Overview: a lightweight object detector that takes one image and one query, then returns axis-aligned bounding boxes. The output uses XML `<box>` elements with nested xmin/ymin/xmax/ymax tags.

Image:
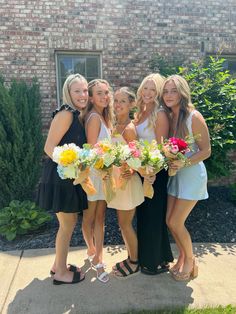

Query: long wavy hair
<box><xmin>134</xmin><ymin>73</ymin><xmax>165</xmax><ymax>129</ymax></box>
<box><xmin>82</xmin><ymin>79</ymin><xmax>114</xmax><ymax>128</ymax></box>
<box><xmin>160</xmin><ymin>75</ymin><xmax>195</xmax><ymax>138</ymax></box>
<box><xmin>62</xmin><ymin>73</ymin><xmax>88</xmax><ymax>110</ymax></box>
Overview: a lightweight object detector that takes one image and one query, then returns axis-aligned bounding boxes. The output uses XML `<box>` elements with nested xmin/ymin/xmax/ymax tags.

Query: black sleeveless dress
<box><xmin>36</xmin><ymin>105</ymin><xmax>88</xmax><ymax>213</ymax></box>
<box><xmin>137</xmin><ymin>169</ymin><xmax>174</xmax><ymax>272</ymax></box>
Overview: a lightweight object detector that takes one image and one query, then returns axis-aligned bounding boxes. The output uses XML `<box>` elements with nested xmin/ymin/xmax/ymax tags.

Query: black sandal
<box><xmin>112</xmin><ymin>258</ymin><xmax>129</xmax><ymax>271</ymax></box>
<box><xmin>53</xmin><ymin>270</ymin><xmax>85</xmax><ymax>285</ymax></box>
<box><xmin>141</xmin><ymin>263</ymin><xmax>169</xmax><ymax>275</ymax></box>
<box><xmin>115</xmin><ymin>259</ymin><xmax>140</xmax><ymax>278</ymax></box>
<box><xmin>50</xmin><ymin>264</ymin><xmax>80</xmax><ymax>276</ymax></box>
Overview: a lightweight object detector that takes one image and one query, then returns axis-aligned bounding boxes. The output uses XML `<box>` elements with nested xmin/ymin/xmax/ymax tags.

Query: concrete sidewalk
<box><xmin>0</xmin><ymin>243</ymin><xmax>236</xmax><ymax>314</ymax></box>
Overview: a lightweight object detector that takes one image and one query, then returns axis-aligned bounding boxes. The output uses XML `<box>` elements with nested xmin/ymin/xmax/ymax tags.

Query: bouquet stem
<box><xmin>101</xmin><ymin>168</ymin><xmax>116</xmax><ymax>203</ymax></box>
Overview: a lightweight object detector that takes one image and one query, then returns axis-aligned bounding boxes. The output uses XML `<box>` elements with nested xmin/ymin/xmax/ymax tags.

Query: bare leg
<box><xmin>113</xmin><ymin>208</ymin><xmax>139</xmax><ymax>276</ymax></box>
<box><xmin>92</xmin><ymin>200</ymin><xmax>106</xmax><ymax>264</ymax></box>
<box><xmin>168</xmin><ymin>199</ymin><xmax>197</xmax><ymax>274</ymax></box>
<box><xmin>82</xmin><ymin>202</ymin><xmax>96</xmax><ymax>257</ymax></box>
<box><xmin>166</xmin><ymin>195</ymin><xmax>185</xmax><ymax>272</ymax></box>
<box><xmin>53</xmin><ymin>212</ymin><xmax>84</xmax><ymax>282</ymax></box>
<box><xmin>91</xmin><ymin>200</ymin><xmax>109</xmax><ymax>282</ymax></box>
<box><xmin>117</xmin><ymin>208</ymin><xmax>137</xmax><ymax>261</ymax></box>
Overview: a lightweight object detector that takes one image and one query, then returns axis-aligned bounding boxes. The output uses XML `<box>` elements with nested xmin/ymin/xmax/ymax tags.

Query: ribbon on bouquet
<box><xmin>73</xmin><ymin>167</ymin><xmax>97</xmax><ymax>195</ymax></box>
<box><xmin>100</xmin><ymin>167</ymin><xmax>116</xmax><ymax>203</ymax></box>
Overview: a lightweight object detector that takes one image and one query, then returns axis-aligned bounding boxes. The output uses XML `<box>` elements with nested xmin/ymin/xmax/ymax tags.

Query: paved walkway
<box><xmin>0</xmin><ymin>243</ymin><xmax>236</xmax><ymax>314</ymax></box>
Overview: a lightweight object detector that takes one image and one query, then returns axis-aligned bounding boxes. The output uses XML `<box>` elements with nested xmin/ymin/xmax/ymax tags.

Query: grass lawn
<box><xmin>125</xmin><ymin>305</ymin><xmax>236</xmax><ymax>314</ymax></box>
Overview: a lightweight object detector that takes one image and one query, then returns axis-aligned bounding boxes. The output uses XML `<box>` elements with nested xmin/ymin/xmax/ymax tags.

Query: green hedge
<box><xmin>0</xmin><ymin>77</ymin><xmax>43</xmax><ymax>207</ymax></box>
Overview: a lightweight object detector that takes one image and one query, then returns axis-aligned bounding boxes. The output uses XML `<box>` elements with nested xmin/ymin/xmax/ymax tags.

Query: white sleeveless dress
<box><xmin>167</xmin><ymin>110</ymin><xmax>209</xmax><ymax>200</ymax></box>
<box><xmin>135</xmin><ymin>118</ymin><xmax>156</xmax><ymax>142</ymax></box>
<box><xmin>107</xmin><ymin>132</ymin><xmax>144</xmax><ymax>210</ymax></box>
<box><xmin>86</xmin><ymin>112</ymin><xmax>111</xmax><ymax>201</ymax></box>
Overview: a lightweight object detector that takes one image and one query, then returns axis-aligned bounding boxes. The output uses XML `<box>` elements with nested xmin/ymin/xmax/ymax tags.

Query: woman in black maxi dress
<box><xmin>134</xmin><ymin>73</ymin><xmax>173</xmax><ymax>275</ymax></box>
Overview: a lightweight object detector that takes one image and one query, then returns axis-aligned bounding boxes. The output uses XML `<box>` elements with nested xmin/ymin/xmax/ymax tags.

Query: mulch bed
<box><xmin>0</xmin><ymin>186</ymin><xmax>235</xmax><ymax>251</ymax></box>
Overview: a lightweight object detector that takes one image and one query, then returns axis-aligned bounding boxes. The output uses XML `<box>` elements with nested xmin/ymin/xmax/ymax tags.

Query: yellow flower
<box><xmin>94</xmin><ymin>158</ymin><xmax>104</xmax><ymax>169</ymax></box>
<box><xmin>59</xmin><ymin>149</ymin><xmax>77</xmax><ymax>166</ymax></box>
<box><xmin>100</xmin><ymin>143</ymin><xmax>110</xmax><ymax>153</ymax></box>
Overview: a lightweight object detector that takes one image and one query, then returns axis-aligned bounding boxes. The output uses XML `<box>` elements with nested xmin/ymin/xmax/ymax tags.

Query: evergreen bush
<box><xmin>0</xmin><ymin>77</ymin><xmax>43</xmax><ymax>207</ymax></box>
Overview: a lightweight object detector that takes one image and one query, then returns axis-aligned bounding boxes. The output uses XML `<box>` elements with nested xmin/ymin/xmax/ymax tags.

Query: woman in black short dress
<box><xmin>37</xmin><ymin>74</ymin><xmax>88</xmax><ymax>285</ymax></box>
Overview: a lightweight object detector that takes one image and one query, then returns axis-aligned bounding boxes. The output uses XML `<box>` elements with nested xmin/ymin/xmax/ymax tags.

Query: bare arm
<box><xmin>44</xmin><ymin>111</ymin><xmax>73</xmax><ymax>158</ymax></box>
<box><xmin>154</xmin><ymin>111</ymin><xmax>169</xmax><ymax>143</ymax></box>
<box><xmin>188</xmin><ymin>111</ymin><xmax>211</xmax><ymax>164</ymax></box>
<box><xmin>86</xmin><ymin>114</ymin><xmax>101</xmax><ymax>145</ymax></box>
<box><xmin>123</xmin><ymin>122</ymin><xmax>137</xmax><ymax>143</ymax></box>
<box><xmin>170</xmin><ymin>111</ymin><xmax>211</xmax><ymax>170</ymax></box>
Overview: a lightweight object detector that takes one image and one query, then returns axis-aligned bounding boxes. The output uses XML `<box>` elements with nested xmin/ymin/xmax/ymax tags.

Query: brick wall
<box><xmin>1</xmin><ymin>0</ymin><xmax>236</xmax><ymax>128</ymax></box>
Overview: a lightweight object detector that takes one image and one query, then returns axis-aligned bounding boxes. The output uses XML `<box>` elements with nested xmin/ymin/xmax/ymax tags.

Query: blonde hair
<box><xmin>135</xmin><ymin>73</ymin><xmax>165</xmax><ymax>129</ymax></box>
<box><xmin>82</xmin><ymin>79</ymin><xmax>114</xmax><ymax>128</ymax></box>
<box><xmin>160</xmin><ymin>74</ymin><xmax>195</xmax><ymax>138</ymax></box>
<box><xmin>62</xmin><ymin>73</ymin><xmax>88</xmax><ymax>110</ymax></box>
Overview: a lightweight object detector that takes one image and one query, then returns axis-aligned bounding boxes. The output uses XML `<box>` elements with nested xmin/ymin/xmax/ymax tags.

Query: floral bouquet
<box><xmin>112</xmin><ymin>141</ymin><xmax>142</xmax><ymax>190</ymax></box>
<box><xmin>52</xmin><ymin>143</ymin><xmax>97</xmax><ymax>195</ymax></box>
<box><xmin>137</xmin><ymin>140</ymin><xmax>166</xmax><ymax>198</ymax></box>
<box><xmin>161</xmin><ymin>136</ymin><xmax>192</xmax><ymax>176</ymax></box>
<box><xmin>93</xmin><ymin>139</ymin><xmax>116</xmax><ymax>202</ymax></box>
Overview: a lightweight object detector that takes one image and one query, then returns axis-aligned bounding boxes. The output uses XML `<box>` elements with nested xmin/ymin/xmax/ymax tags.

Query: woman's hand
<box><xmin>143</xmin><ymin>174</ymin><xmax>156</xmax><ymax>184</ymax></box>
<box><xmin>169</xmin><ymin>159</ymin><xmax>185</xmax><ymax>171</ymax></box>
<box><xmin>120</xmin><ymin>166</ymin><xmax>134</xmax><ymax>180</ymax></box>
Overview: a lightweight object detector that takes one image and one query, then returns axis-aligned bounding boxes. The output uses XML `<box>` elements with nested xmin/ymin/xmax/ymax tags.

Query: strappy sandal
<box><xmin>114</xmin><ymin>259</ymin><xmax>140</xmax><ymax>278</ymax></box>
<box><xmin>50</xmin><ymin>264</ymin><xmax>81</xmax><ymax>276</ymax></box>
<box><xmin>87</xmin><ymin>254</ymin><xmax>96</xmax><ymax>263</ymax></box>
<box><xmin>53</xmin><ymin>270</ymin><xmax>85</xmax><ymax>285</ymax></box>
<box><xmin>91</xmin><ymin>263</ymin><xmax>109</xmax><ymax>283</ymax></box>
<box><xmin>112</xmin><ymin>258</ymin><xmax>130</xmax><ymax>271</ymax></box>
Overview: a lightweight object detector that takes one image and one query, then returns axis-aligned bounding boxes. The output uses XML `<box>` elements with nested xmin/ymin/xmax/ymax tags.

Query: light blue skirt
<box><xmin>167</xmin><ymin>161</ymin><xmax>208</xmax><ymax>201</ymax></box>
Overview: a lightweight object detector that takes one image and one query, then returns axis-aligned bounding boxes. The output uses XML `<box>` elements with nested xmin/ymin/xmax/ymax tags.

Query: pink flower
<box><xmin>170</xmin><ymin>145</ymin><xmax>179</xmax><ymax>154</ymax></box>
<box><xmin>132</xmin><ymin>150</ymin><xmax>141</xmax><ymax>158</ymax></box>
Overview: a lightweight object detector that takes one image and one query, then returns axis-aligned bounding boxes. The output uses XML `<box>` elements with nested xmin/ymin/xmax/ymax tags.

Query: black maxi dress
<box><xmin>36</xmin><ymin>105</ymin><xmax>88</xmax><ymax>213</ymax></box>
<box><xmin>137</xmin><ymin>170</ymin><xmax>173</xmax><ymax>273</ymax></box>
<box><xmin>136</xmin><ymin>117</ymin><xmax>173</xmax><ymax>273</ymax></box>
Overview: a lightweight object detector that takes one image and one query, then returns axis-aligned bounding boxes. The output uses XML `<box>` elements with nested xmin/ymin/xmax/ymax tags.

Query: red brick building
<box><xmin>1</xmin><ymin>0</ymin><xmax>236</xmax><ymax>128</ymax></box>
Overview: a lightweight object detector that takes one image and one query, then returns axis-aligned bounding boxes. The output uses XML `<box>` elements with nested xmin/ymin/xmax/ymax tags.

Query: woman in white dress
<box><xmin>82</xmin><ymin>79</ymin><xmax>113</xmax><ymax>283</ymax></box>
<box><xmin>160</xmin><ymin>75</ymin><xmax>211</xmax><ymax>281</ymax></box>
<box><xmin>108</xmin><ymin>87</ymin><xmax>144</xmax><ymax>278</ymax></box>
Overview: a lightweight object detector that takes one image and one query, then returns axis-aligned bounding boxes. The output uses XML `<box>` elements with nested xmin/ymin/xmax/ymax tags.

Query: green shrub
<box><xmin>148</xmin><ymin>53</ymin><xmax>185</xmax><ymax>76</ymax></box>
<box><xmin>0</xmin><ymin>200</ymin><xmax>52</xmax><ymax>241</ymax></box>
<box><xmin>0</xmin><ymin>77</ymin><xmax>43</xmax><ymax>207</ymax></box>
<box><xmin>149</xmin><ymin>54</ymin><xmax>236</xmax><ymax>179</ymax></box>
<box><xmin>180</xmin><ymin>57</ymin><xmax>236</xmax><ymax>179</ymax></box>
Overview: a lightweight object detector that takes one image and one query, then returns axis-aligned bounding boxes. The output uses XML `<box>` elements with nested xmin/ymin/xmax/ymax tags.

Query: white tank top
<box><xmin>135</xmin><ymin>118</ymin><xmax>156</xmax><ymax>142</ymax></box>
<box><xmin>86</xmin><ymin>112</ymin><xmax>111</xmax><ymax>141</ymax></box>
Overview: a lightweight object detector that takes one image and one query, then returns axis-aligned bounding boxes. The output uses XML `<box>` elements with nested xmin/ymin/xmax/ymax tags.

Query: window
<box><xmin>221</xmin><ymin>55</ymin><xmax>236</xmax><ymax>75</ymax></box>
<box><xmin>56</xmin><ymin>52</ymin><xmax>102</xmax><ymax>105</ymax></box>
